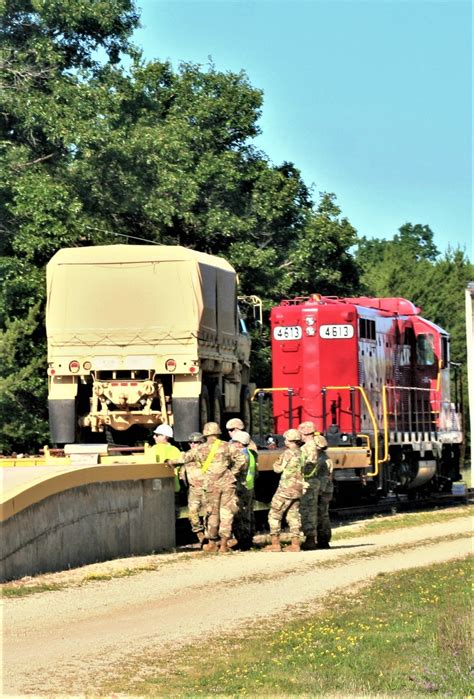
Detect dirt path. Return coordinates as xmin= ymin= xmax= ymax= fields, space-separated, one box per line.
xmin=2 ymin=515 xmax=472 ymax=696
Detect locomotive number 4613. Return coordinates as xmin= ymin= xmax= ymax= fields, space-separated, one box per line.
xmin=273 ymin=325 xmax=303 ymax=340
xmin=319 ymin=324 xmax=354 ymax=339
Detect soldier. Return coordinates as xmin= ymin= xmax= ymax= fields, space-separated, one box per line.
xmin=226 ymin=417 xmax=258 ymax=451
xmin=177 ymin=432 xmax=207 ymax=545
xmin=315 ymin=434 xmax=334 ymax=548
xmin=298 ymin=421 xmax=320 ymax=551
xmin=264 ymin=428 xmax=305 ymax=552
xmin=195 ymin=422 xmax=247 ymax=554
xmin=228 ymin=430 xmax=257 ymax=550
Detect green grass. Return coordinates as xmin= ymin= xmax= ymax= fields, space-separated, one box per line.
xmin=2 ymin=582 xmax=65 ymax=597
xmin=102 ymin=557 xmax=473 ymax=697
xmin=331 ymin=505 xmax=472 ymax=541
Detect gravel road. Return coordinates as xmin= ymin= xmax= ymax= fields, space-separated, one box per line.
xmin=2 ymin=513 xmax=471 ymax=696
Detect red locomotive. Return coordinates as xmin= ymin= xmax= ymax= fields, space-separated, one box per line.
xmin=269 ymin=295 xmax=463 ymax=501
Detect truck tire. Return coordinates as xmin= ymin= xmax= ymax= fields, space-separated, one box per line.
xmin=212 ymin=386 xmax=223 ymax=430
xmin=240 ymin=386 xmax=252 ymax=434
xmin=199 ymin=385 xmax=211 ymax=429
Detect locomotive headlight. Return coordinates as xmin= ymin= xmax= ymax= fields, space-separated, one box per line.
xmin=305 ymin=327 xmax=316 ymax=336
xmin=305 ymin=317 xmax=315 ymax=325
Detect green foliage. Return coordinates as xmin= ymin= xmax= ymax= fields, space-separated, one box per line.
xmin=0 ymin=0 xmax=360 ymax=452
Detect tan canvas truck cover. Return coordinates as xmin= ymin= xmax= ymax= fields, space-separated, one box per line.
xmin=46 ymin=245 xmax=243 ymax=443
xmin=46 ymin=245 xmax=237 ymax=354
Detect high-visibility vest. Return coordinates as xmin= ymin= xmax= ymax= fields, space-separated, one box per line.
xmin=245 ymin=450 xmax=257 ymax=490
xmin=151 ymin=442 xmax=182 ymax=492
xmin=201 ymin=439 xmax=221 ymax=473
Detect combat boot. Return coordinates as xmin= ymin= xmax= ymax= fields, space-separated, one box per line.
xmin=202 ymin=539 xmax=219 ymax=553
xmin=227 ymin=537 xmax=238 ymax=548
xmin=284 ymin=537 xmax=301 ymax=552
xmin=218 ymin=537 xmax=231 ymax=554
xmin=263 ymin=535 xmax=281 ymax=552
xmin=300 ymin=535 xmax=317 ymax=551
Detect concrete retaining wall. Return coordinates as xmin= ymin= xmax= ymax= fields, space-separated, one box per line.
xmin=0 ymin=476 xmax=175 ymax=581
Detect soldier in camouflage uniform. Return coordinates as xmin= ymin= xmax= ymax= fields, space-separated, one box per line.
xmin=298 ymin=421 xmax=321 ymax=551
xmin=315 ymin=435 xmax=334 ymax=548
xmin=264 ymin=429 xmax=306 ymax=552
xmin=228 ymin=429 xmax=257 ymax=550
xmin=176 ymin=432 xmax=207 ymax=545
xmin=187 ymin=421 xmax=246 ymax=554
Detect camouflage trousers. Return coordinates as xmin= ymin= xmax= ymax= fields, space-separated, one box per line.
xmin=205 ymin=481 xmax=238 ymax=540
xmin=187 ymin=486 xmax=206 ymax=533
xmin=232 ymin=484 xmax=255 ymax=548
xmin=317 ymin=477 xmax=334 ymax=544
xmin=300 ymin=477 xmax=321 ymax=537
xmin=268 ymin=491 xmax=301 ymax=537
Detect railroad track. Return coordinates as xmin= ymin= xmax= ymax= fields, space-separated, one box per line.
xmin=176 ymin=489 xmax=472 ymax=546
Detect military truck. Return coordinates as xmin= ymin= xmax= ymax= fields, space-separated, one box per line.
xmin=46 ymin=245 xmax=258 ymax=444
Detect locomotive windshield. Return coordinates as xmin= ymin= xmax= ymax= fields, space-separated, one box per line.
xmin=416 ymin=333 xmax=435 ymax=365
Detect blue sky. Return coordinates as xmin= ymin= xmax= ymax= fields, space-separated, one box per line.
xmin=132 ymin=0 xmax=472 ymax=258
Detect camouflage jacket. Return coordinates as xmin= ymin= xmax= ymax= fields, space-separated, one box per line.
xmin=301 ymin=439 xmax=319 ymax=479
xmin=273 ymin=446 xmax=305 ymax=498
xmin=180 ymin=438 xmax=246 ymax=486
xmin=177 ymin=446 xmax=206 ymax=489
xmin=317 ymin=451 xmax=333 ymax=478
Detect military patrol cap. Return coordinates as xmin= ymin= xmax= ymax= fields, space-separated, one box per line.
xmin=283 ymin=428 xmax=302 ymax=442
xmin=188 ymin=432 xmax=204 ymax=443
xmin=226 ymin=417 xmax=244 ymax=430
xmin=298 ymin=421 xmax=316 ymax=435
xmin=314 ymin=434 xmax=328 ymax=449
xmin=202 ymin=421 xmax=222 ymax=436
xmin=231 ymin=430 xmax=250 ymax=445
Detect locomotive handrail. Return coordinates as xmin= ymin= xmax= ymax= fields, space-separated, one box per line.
xmin=324 ymin=385 xmax=380 ymax=477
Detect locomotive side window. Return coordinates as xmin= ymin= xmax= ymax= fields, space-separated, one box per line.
xmin=416 ymin=333 xmax=435 ymax=366
xmin=358 ymin=318 xmax=375 ymax=340
xmin=441 ymin=335 xmax=449 ymax=368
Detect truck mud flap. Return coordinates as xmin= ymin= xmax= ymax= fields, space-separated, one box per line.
xmin=49 ymin=399 xmax=76 ymax=444
xmin=172 ymin=398 xmax=199 ymax=442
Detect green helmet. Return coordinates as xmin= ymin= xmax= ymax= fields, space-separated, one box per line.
xmin=188 ymin=432 xmax=204 ymax=443
xmin=202 ymin=422 xmax=222 ymax=436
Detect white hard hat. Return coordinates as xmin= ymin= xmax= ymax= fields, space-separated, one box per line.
xmin=154 ymin=424 xmax=174 ymax=438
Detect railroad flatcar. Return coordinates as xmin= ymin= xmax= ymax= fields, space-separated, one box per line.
xmin=269 ymin=295 xmax=463 ymax=502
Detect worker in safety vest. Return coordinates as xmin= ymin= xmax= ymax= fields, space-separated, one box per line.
xmin=264 ymin=428 xmax=306 ymax=552
xmin=188 ymin=422 xmax=247 ymax=554
xmin=150 ymin=424 xmax=181 ymax=488
xmin=314 ymin=434 xmax=334 ymax=548
xmin=228 ymin=429 xmax=257 ymax=550
xmin=298 ymin=421 xmax=321 ymax=551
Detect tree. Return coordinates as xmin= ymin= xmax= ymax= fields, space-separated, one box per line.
xmin=0 ymin=1 xmax=361 ymax=451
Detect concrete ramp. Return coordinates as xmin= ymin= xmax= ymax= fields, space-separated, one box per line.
xmin=0 ymin=460 xmax=175 ymax=582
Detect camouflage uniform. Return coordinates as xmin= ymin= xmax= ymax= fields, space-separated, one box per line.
xmin=316 ymin=450 xmax=334 ymax=546
xmin=300 ymin=438 xmax=321 ymax=538
xmin=268 ymin=446 xmax=305 ymax=537
xmin=191 ymin=438 xmax=246 ymax=541
xmin=179 ymin=446 xmax=207 ymax=535
xmin=231 ymin=444 xmax=257 ymax=550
